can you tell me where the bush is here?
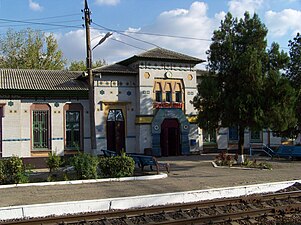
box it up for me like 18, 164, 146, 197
215, 152, 235, 166
99, 155, 135, 178
46, 152, 62, 173
0, 156, 30, 184
70, 153, 99, 180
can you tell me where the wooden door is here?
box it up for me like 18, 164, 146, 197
160, 119, 180, 156
106, 109, 125, 154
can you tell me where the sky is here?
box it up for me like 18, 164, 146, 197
0, 0, 300, 69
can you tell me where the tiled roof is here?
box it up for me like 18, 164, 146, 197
0, 68, 88, 91
119, 47, 204, 65
93, 63, 137, 74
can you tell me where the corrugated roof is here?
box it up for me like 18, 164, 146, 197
93, 63, 137, 74
119, 47, 205, 65
0, 68, 88, 91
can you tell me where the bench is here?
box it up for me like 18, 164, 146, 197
101, 149, 117, 157
127, 153, 170, 174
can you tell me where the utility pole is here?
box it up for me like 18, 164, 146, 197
84, 0, 97, 151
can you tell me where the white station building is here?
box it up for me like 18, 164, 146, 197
0, 48, 281, 161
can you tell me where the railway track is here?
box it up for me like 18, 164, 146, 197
2, 183, 301, 225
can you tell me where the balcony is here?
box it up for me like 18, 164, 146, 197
153, 102, 183, 109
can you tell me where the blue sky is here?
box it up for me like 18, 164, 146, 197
0, 0, 301, 68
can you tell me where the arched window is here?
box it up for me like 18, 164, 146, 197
165, 83, 172, 102
64, 103, 83, 150
31, 104, 51, 150
154, 82, 162, 102
175, 83, 182, 102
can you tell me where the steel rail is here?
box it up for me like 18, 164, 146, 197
2, 190, 301, 225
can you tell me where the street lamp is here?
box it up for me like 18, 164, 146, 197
84, 0, 112, 152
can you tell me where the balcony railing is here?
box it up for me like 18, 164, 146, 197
153, 102, 183, 109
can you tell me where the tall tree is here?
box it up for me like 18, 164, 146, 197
286, 33, 301, 137
0, 28, 66, 70
193, 12, 296, 162
68, 59, 107, 71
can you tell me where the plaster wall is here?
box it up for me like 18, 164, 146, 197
0, 99, 90, 157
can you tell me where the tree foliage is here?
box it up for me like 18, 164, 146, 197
286, 33, 301, 136
68, 59, 106, 71
193, 12, 297, 157
287, 33, 301, 87
0, 28, 66, 70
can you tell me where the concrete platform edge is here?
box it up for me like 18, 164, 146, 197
1, 179, 300, 221
0, 173, 168, 189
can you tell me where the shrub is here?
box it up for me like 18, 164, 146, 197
99, 155, 135, 178
46, 152, 62, 173
215, 152, 235, 166
70, 153, 99, 180
0, 156, 30, 184
0, 160, 4, 183
242, 158, 272, 170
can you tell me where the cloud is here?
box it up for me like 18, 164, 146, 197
265, 9, 301, 38
95, 0, 120, 6
228, 0, 264, 18
28, 0, 43, 11
56, 1, 223, 69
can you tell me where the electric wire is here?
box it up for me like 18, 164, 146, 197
109, 37, 148, 51
0, 20, 81, 28
92, 22, 161, 48
91, 22, 212, 42
0, 13, 81, 24
0, 18, 82, 29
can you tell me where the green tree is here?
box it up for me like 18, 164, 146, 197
286, 33, 301, 137
193, 12, 296, 162
68, 59, 106, 71
0, 28, 66, 70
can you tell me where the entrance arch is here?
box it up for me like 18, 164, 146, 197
160, 119, 180, 156
106, 109, 125, 154
152, 108, 190, 156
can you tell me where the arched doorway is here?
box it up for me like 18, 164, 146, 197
106, 109, 125, 154
160, 119, 180, 156
152, 108, 190, 156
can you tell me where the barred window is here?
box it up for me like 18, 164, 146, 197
32, 110, 49, 149
66, 111, 80, 149
229, 127, 238, 141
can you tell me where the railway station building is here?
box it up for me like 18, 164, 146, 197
0, 47, 281, 159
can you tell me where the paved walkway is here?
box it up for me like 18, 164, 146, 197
0, 154, 300, 207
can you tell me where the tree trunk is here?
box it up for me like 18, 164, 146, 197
237, 126, 245, 164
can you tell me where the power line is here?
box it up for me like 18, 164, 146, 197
91, 22, 212, 42
0, 18, 82, 29
0, 13, 81, 24
109, 37, 148, 51
0, 20, 80, 28
92, 22, 161, 48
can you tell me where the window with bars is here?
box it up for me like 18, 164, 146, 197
32, 110, 49, 149
229, 127, 238, 141
107, 109, 124, 121
251, 130, 262, 142
66, 111, 80, 149
203, 129, 216, 144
